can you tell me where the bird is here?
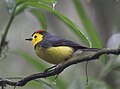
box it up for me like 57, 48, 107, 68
25, 29, 98, 64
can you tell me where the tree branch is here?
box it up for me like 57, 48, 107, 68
0, 48, 120, 88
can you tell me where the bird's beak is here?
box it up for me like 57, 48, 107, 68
25, 38, 32, 41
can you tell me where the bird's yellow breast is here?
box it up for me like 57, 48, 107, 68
35, 46, 74, 64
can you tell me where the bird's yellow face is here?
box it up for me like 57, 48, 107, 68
31, 33, 43, 46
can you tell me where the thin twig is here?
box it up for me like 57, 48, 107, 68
85, 61, 89, 85
0, 5, 17, 56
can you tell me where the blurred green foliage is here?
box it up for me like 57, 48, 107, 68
72, 0, 102, 48
1, 0, 120, 89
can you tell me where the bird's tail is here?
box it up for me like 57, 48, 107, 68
82, 48, 100, 52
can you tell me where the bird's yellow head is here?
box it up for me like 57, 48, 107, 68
26, 30, 45, 46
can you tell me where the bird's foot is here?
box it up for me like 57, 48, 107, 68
44, 65, 57, 73
44, 63, 62, 72
44, 64, 62, 79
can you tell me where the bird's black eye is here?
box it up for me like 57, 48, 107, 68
34, 35, 37, 38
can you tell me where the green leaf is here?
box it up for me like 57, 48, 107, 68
36, 0, 57, 4
53, 11, 92, 46
16, 0, 21, 3
20, 2, 91, 46
72, 0, 103, 48
15, 2, 90, 46
29, 9, 47, 29
16, 0, 56, 4
14, 3, 27, 15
